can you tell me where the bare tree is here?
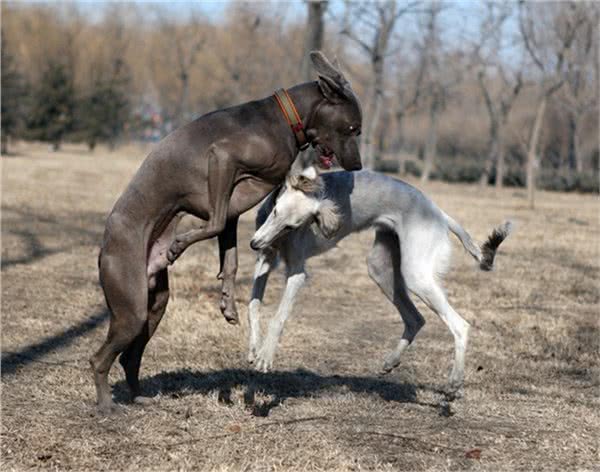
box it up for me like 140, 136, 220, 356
556, 2, 600, 173
477, 69, 522, 187
518, 1, 585, 208
386, 50, 425, 174
300, 1, 328, 81
475, 3, 523, 188
154, 12, 207, 127
343, 0, 418, 169
418, 1, 456, 183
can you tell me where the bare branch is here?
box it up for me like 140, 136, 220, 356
340, 28, 374, 55
518, 2, 545, 72
477, 70, 497, 120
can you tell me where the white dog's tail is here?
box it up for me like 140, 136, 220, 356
444, 213, 512, 271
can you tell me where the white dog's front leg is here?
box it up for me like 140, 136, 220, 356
248, 251, 275, 363
255, 269, 306, 373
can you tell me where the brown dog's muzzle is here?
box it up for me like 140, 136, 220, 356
337, 138, 362, 171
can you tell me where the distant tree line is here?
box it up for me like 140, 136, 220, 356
1, 1, 598, 195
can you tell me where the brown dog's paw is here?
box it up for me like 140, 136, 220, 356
221, 307, 239, 324
219, 293, 239, 324
167, 239, 184, 263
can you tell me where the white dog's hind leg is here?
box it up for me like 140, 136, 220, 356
255, 263, 306, 373
248, 249, 277, 363
380, 288, 426, 374
407, 276, 470, 395
368, 230, 426, 375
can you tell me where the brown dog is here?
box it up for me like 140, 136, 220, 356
90, 52, 363, 413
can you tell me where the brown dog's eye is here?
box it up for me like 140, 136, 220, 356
349, 125, 361, 136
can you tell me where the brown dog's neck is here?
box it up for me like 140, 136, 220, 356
285, 81, 325, 131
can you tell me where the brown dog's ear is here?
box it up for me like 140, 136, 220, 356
317, 75, 346, 103
310, 51, 343, 79
310, 51, 348, 102
315, 199, 341, 239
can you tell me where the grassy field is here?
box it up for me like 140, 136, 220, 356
2, 143, 598, 471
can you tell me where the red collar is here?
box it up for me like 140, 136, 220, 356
273, 88, 309, 151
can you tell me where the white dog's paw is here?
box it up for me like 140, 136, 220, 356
381, 351, 401, 374
447, 369, 464, 397
254, 346, 275, 373
247, 345, 258, 364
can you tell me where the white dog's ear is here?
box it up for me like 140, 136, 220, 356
300, 164, 317, 180
288, 174, 322, 194
315, 199, 340, 239
291, 148, 318, 176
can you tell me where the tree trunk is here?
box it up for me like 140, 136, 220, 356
334, 1, 349, 60
480, 122, 499, 186
566, 113, 578, 173
176, 72, 190, 129
376, 110, 391, 167
394, 112, 406, 175
495, 148, 506, 189
573, 114, 584, 173
495, 119, 508, 189
527, 96, 547, 209
360, 94, 383, 169
1, 133, 8, 155
300, 1, 327, 82
421, 98, 439, 182
361, 55, 385, 170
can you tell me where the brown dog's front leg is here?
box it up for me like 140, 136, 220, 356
167, 148, 236, 263
217, 217, 239, 324
167, 225, 216, 263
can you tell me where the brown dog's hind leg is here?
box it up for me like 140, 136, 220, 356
91, 244, 148, 414
119, 268, 170, 404
147, 214, 182, 289
217, 217, 239, 324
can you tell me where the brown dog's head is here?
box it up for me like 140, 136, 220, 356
307, 51, 362, 171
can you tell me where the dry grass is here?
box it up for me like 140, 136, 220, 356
2, 142, 599, 471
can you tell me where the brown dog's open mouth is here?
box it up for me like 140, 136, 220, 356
317, 146, 336, 169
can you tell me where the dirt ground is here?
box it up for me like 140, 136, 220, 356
2, 143, 599, 471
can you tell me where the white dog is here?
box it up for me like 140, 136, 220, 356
248, 154, 511, 394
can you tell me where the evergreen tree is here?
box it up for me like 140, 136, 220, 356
27, 61, 75, 151
77, 77, 130, 151
1, 35, 27, 155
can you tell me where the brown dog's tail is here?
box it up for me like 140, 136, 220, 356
444, 213, 512, 271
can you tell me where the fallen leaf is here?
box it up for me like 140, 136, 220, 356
465, 448, 482, 460
228, 424, 242, 433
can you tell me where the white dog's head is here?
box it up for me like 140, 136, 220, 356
250, 154, 340, 251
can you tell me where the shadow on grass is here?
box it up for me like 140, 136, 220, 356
114, 367, 430, 416
1, 206, 106, 270
1, 308, 109, 377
